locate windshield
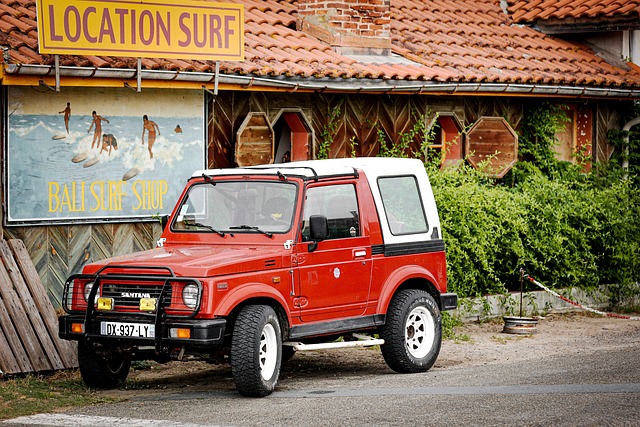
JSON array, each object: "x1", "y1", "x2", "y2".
[{"x1": 171, "y1": 180, "x2": 297, "y2": 235}]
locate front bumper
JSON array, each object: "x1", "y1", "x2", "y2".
[{"x1": 59, "y1": 315, "x2": 226, "y2": 348}]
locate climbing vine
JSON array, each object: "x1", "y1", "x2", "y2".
[
  {"x1": 377, "y1": 112, "x2": 439, "y2": 163},
  {"x1": 317, "y1": 104, "x2": 341, "y2": 160},
  {"x1": 508, "y1": 101, "x2": 570, "y2": 183}
]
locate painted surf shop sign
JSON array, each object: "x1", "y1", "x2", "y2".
[
  {"x1": 5, "y1": 87, "x2": 205, "y2": 224},
  {"x1": 36, "y1": 0, "x2": 244, "y2": 60}
]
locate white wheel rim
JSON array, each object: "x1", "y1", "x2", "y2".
[
  {"x1": 259, "y1": 323, "x2": 278, "y2": 380},
  {"x1": 405, "y1": 306, "x2": 435, "y2": 359}
]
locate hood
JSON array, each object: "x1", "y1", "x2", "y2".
[{"x1": 83, "y1": 244, "x2": 289, "y2": 278}]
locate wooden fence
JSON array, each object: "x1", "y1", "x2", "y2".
[{"x1": 0, "y1": 239, "x2": 77, "y2": 375}]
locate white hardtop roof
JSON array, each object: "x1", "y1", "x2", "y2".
[{"x1": 193, "y1": 157, "x2": 429, "y2": 181}]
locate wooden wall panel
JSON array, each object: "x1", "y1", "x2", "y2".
[
  {"x1": 68, "y1": 225, "x2": 91, "y2": 273},
  {"x1": 208, "y1": 92, "x2": 236, "y2": 169},
  {"x1": 130, "y1": 222, "x2": 158, "y2": 253},
  {"x1": 344, "y1": 94, "x2": 380, "y2": 157},
  {"x1": 464, "y1": 97, "x2": 522, "y2": 130}
]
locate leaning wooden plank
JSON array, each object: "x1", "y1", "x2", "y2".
[
  {"x1": 0, "y1": 240, "x2": 65, "y2": 370},
  {"x1": 0, "y1": 261, "x2": 52, "y2": 372},
  {"x1": 0, "y1": 294, "x2": 32, "y2": 373},
  {"x1": 0, "y1": 324, "x2": 23, "y2": 375},
  {"x1": 8, "y1": 239, "x2": 77, "y2": 368}
]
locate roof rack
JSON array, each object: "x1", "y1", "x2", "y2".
[
  {"x1": 193, "y1": 164, "x2": 359, "y2": 182},
  {"x1": 246, "y1": 165, "x2": 359, "y2": 181}
]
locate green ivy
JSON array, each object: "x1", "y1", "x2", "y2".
[
  {"x1": 317, "y1": 103, "x2": 342, "y2": 160},
  {"x1": 505, "y1": 101, "x2": 591, "y2": 185},
  {"x1": 518, "y1": 102, "x2": 569, "y2": 170}
]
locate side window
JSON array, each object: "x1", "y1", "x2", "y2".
[
  {"x1": 378, "y1": 176, "x2": 428, "y2": 235},
  {"x1": 301, "y1": 184, "x2": 360, "y2": 241}
]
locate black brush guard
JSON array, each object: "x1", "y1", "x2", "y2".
[{"x1": 60, "y1": 265, "x2": 225, "y2": 352}]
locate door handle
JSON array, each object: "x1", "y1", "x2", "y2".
[{"x1": 353, "y1": 249, "x2": 367, "y2": 258}]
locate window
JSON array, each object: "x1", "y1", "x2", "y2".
[
  {"x1": 425, "y1": 113, "x2": 464, "y2": 168},
  {"x1": 378, "y1": 176, "x2": 428, "y2": 235},
  {"x1": 301, "y1": 184, "x2": 359, "y2": 241},
  {"x1": 172, "y1": 181, "x2": 297, "y2": 234}
]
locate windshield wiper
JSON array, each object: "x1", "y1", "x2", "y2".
[
  {"x1": 229, "y1": 225, "x2": 273, "y2": 238},
  {"x1": 185, "y1": 221, "x2": 225, "y2": 237}
]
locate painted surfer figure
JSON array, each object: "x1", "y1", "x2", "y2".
[
  {"x1": 142, "y1": 115, "x2": 160, "y2": 158},
  {"x1": 100, "y1": 134, "x2": 118, "y2": 156},
  {"x1": 88, "y1": 111, "x2": 109, "y2": 149},
  {"x1": 59, "y1": 102, "x2": 71, "y2": 134}
]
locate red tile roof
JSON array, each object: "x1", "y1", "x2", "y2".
[
  {"x1": 508, "y1": 0, "x2": 640, "y2": 22},
  {"x1": 0, "y1": 0, "x2": 639, "y2": 94}
]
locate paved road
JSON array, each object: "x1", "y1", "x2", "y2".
[
  {"x1": 4, "y1": 315, "x2": 640, "y2": 427},
  {"x1": 5, "y1": 341, "x2": 640, "y2": 427}
]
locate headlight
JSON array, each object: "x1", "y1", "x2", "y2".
[
  {"x1": 83, "y1": 282, "x2": 94, "y2": 302},
  {"x1": 182, "y1": 283, "x2": 199, "y2": 309}
]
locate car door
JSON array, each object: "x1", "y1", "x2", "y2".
[{"x1": 294, "y1": 182, "x2": 372, "y2": 323}]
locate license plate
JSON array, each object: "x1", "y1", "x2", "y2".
[{"x1": 100, "y1": 321, "x2": 155, "y2": 338}]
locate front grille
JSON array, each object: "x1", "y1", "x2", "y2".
[{"x1": 101, "y1": 283, "x2": 170, "y2": 307}]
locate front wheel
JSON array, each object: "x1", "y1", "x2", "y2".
[
  {"x1": 77, "y1": 340, "x2": 131, "y2": 389},
  {"x1": 380, "y1": 289, "x2": 442, "y2": 373},
  {"x1": 231, "y1": 305, "x2": 282, "y2": 397}
]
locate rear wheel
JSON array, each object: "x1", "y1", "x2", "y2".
[
  {"x1": 231, "y1": 305, "x2": 282, "y2": 397},
  {"x1": 380, "y1": 289, "x2": 442, "y2": 373},
  {"x1": 77, "y1": 340, "x2": 131, "y2": 389}
]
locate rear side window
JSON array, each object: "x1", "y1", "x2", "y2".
[{"x1": 378, "y1": 176, "x2": 428, "y2": 235}]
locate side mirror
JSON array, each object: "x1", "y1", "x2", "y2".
[
  {"x1": 161, "y1": 214, "x2": 170, "y2": 231},
  {"x1": 309, "y1": 215, "x2": 329, "y2": 240},
  {"x1": 308, "y1": 215, "x2": 328, "y2": 252}
]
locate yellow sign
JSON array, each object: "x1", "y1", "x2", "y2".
[{"x1": 36, "y1": 0, "x2": 244, "y2": 61}]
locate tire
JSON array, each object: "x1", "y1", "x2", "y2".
[
  {"x1": 380, "y1": 289, "x2": 442, "y2": 373},
  {"x1": 77, "y1": 340, "x2": 131, "y2": 389},
  {"x1": 231, "y1": 305, "x2": 282, "y2": 397}
]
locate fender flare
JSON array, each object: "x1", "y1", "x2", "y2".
[
  {"x1": 215, "y1": 282, "x2": 292, "y2": 325},
  {"x1": 376, "y1": 265, "x2": 440, "y2": 314}
]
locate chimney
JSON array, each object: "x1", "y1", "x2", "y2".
[{"x1": 297, "y1": 0, "x2": 391, "y2": 56}]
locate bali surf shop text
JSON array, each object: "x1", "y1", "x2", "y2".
[{"x1": 48, "y1": 180, "x2": 168, "y2": 213}]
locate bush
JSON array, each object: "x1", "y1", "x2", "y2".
[
  {"x1": 429, "y1": 164, "x2": 640, "y2": 303},
  {"x1": 431, "y1": 165, "x2": 527, "y2": 296}
]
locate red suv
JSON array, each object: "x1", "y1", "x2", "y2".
[{"x1": 60, "y1": 157, "x2": 457, "y2": 396}]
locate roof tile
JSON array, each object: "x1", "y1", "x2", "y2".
[
  {"x1": 0, "y1": 0, "x2": 638, "y2": 91},
  {"x1": 509, "y1": 0, "x2": 640, "y2": 21}
]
